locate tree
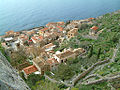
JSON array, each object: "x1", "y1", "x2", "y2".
[
  {"x1": 78, "y1": 24, "x2": 88, "y2": 30},
  {"x1": 10, "y1": 48, "x2": 27, "y2": 67},
  {"x1": 88, "y1": 45, "x2": 93, "y2": 58},
  {"x1": 0, "y1": 42, "x2": 11, "y2": 62},
  {"x1": 54, "y1": 64, "x2": 74, "y2": 81},
  {"x1": 97, "y1": 48, "x2": 101, "y2": 60},
  {"x1": 26, "y1": 74, "x2": 45, "y2": 88},
  {"x1": 32, "y1": 80, "x2": 61, "y2": 90}
]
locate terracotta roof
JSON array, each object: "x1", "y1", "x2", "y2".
[
  {"x1": 28, "y1": 39, "x2": 32, "y2": 42},
  {"x1": 27, "y1": 30, "x2": 35, "y2": 35},
  {"x1": 31, "y1": 36, "x2": 43, "y2": 41},
  {"x1": 56, "y1": 26, "x2": 64, "y2": 31},
  {"x1": 41, "y1": 27, "x2": 49, "y2": 32},
  {"x1": 23, "y1": 65, "x2": 38, "y2": 75},
  {"x1": 19, "y1": 34, "x2": 29, "y2": 40},
  {"x1": 57, "y1": 22, "x2": 65, "y2": 25},
  {"x1": 89, "y1": 18, "x2": 95, "y2": 20},
  {"x1": 38, "y1": 36, "x2": 43, "y2": 40},
  {"x1": 90, "y1": 26, "x2": 98, "y2": 30},
  {"x1": 14, "y1": 32, "x2": 20, "y2": 35},
  {"x1": 31, "y1": 36, "x2": 37, "y2": 41},
  {"x1": 6, "y1": 30, "x2": 14, "y2": 35},
  {"x1": 47, "y1": 58, "x2": 58, "y2": 65},
  {"x1": 46, "y1": 22, "x2": 57, "y2": 27}
]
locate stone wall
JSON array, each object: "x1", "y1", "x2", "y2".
[
  {"x1": 72, "y1": 59, "x2": 109, "y2": 85},
  {"x1": 0, "y1": 52, "x2": 30, "y2": 90}
]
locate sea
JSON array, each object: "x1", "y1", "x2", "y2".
[{"x1": 0, "y1": 0, "x2": 120, "y2": 35}]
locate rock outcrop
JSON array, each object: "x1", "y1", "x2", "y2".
[{"x1": 0, "y1": 52, "x2": 30, "y2": 90}]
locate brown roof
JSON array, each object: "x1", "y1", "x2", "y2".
[
  {"x1": 44, "y1": 43, "x2": 55, "y2": 49},
  {"x1": 23, "y1": 65, "x2": 38, "y2": 75},
  {"x1": 73, "y1": 48, "x2": 85, "y2": 55},
  {"x1": 14, "y1": 32, "x2": 20, "y2": 35},
  {"x1": 6, "y1": 30, "x2": 14, "y2": 35},
  {"x1": 70, "y1": 28, "x2": 78, "y2": 33},
  {"x1": 57, "y1": 22, "x2": 65, "y2": 25},
  {"x1": 56, "y1": 50, "x2": 74, "y2": 59},
  {"x1": 46, "y1": 22, "x2": 57, "y2": 27},
  {"x1": 90, "y1": 26, "x2": 98, "y2": 30},
  {"x1": 19, "y1": 34, "x2": 29, "y2": 41},
  {"x1": 47, "y1": 58, "x2": 58, "y2": 65},
  {"x1": 33, "y1": 57, "x2": 49, "y2": 68},
  {"x1": 27, "y1": 30, "x2": 35, "y2": 35}
]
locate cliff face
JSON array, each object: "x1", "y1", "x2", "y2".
[{"x1": 0, "y1": 52, "x2": 30, "y2": 90}]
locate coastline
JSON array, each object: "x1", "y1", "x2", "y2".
[
  {"x1": 0, "y1": 8, "x2": 120, "y2": 90},
  {"x1": 1, "y1": 9, "x2": 120, "y2": 37}
]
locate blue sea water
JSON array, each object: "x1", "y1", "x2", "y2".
[{"x1": 0, "y1": 0, "x2": 120, "y2": 35}]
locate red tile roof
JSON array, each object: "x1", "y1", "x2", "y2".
[
  {"x1": 23, "y1": 65, "x2": 38, "y2": 75},
  {"x1": 56, "y1": 26, "x2": 64, "y2": 31},
  {"x1": 38, "y1": 36, "x2": 43, "y2": 40},
  {"x1": 41, "y1": 27, "x2": 49, "y2": 32},
  {"x1": 90, "y1": 26, "x2": 98, "y2": 30},
  {"x1": 89, "y1": 18, "x2": 95, "y2": 20},
  {"x1": 31, "y1": 36, "x2": 43, "y2": 41},
  {"x1": 28, "y1": 39, "x2": 32, "y2": 42},
  {"x1": 31, "y1": 36, "x2": 37, "y2": 41},
  {"x1": 47, "y1": 58, "x2": 58, "y2": 65},
  {"x1": 20, "y1": 35, "x2": 29, "y2": 40}
]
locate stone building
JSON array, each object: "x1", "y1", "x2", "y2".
[
  {"x1": 33, "y1": 57, "x2": 50, "y2": 75},
  {"x1": 67, "y1": 28, "x2": 78, "y2": 39}
]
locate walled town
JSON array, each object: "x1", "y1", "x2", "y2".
[{"x1": 0, "y1": 11, "x2": 120, "y2": 90}]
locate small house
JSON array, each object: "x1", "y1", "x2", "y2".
[
  {"x1": 54, "y1": 49, "x2": 76, "y2": 63},
  {"x1": 89, "y1": 26, "x2": 99, "y2": 35},
  {"x1": 22, "y1": 65, "x2": 38, "y2": 79},
  {"x1": 43, "y1": 43, "x2": 56, "y2": 52},
  {"x1": 47, "y1": 58, "x2": 59, "y2": 70},
  {"x1": 39, "y1": 27, "x2": 49, "y2": 36},
  {"x1": 33, "y1": 57, "x2": 50, "y2": 75},
  {"x1": 67, "y1": 28, "x2": 78, "y2": 39}
]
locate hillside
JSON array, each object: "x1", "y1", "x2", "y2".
[
  {"x1": 0, "y1": 51, "x2": 30, "y2": 90},
  {"x1": 0, "y1": 10, "x2": 120, "y2": 90},
  {"x1": 45, "y1": 10, "x2": 120, "y2": 90}
]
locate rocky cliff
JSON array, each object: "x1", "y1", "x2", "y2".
[{"x1": 0, "y1": 52, "x2": 30, "y2": 90}]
